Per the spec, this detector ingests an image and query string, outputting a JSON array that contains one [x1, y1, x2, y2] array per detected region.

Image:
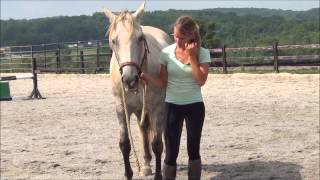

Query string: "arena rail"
[[209, 43, 320, 73], [0, 40, 319, 74]]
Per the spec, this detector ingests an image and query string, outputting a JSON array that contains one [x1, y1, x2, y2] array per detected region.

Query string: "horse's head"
[[104, 3, 148, 92]]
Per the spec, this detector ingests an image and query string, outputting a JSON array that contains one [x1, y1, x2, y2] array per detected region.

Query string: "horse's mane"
[[107, 10, 138, 39]]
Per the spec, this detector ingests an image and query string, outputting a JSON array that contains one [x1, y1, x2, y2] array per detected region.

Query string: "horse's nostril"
[[122, 75, 139, 90], [130, 81, 136, 87], [134, 75, 139, 81]]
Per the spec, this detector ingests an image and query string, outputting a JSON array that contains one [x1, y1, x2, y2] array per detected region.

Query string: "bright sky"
[[1, 0, 319, 20]]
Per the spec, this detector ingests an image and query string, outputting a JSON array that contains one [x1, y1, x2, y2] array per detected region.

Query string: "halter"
[[112, 35, 150, 75]]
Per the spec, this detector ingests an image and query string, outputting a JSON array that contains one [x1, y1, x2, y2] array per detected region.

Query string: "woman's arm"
[[186, 42, 209, 87], [189, 56, 209, 87], [140, 64, 168, 88]]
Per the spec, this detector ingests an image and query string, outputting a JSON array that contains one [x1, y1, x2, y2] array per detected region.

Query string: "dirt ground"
[[1, 73, 319, 180]]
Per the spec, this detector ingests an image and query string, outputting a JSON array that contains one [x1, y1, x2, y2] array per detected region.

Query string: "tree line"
[[1, 8, 319, 48]]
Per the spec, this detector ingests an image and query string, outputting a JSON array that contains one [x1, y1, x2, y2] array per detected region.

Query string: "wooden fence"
[[0, 40, 319, 74], [0, 39, 111, 73], [210, 43, 320, 73]]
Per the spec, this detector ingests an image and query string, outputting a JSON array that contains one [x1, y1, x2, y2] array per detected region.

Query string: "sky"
[[1, 0, 319, 20]]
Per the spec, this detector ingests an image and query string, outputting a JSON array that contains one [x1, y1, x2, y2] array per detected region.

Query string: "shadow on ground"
[[176, 160, 302, 180], [202, 160, 302, 180]]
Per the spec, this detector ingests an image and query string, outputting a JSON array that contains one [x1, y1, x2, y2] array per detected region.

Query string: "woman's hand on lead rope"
[[139, 72, 148, 82], [140, 65, 168, 88]]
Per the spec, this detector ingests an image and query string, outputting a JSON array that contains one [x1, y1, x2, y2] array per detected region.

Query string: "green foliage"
[[0, 8, 319, 49]]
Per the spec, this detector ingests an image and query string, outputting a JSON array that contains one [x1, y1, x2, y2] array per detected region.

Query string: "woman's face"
[[173, 27, 194, 49]]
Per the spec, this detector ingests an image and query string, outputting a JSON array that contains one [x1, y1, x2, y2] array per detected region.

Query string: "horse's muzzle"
[[122, 74, 140, 92]]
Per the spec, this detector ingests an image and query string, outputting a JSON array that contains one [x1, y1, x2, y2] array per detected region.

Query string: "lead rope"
[[139, 80, 147, 127], [119, 37, 149, 174], [121, 79, 148, 174], [139, 38, 149, 127]]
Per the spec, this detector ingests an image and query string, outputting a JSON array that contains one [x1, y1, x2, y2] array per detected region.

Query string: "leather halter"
[[112, 36, 150, 75]]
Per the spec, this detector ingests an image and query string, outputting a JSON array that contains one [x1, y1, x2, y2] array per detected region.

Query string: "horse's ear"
[[133, 2, 145, 23], [103, 7, 116, 22]]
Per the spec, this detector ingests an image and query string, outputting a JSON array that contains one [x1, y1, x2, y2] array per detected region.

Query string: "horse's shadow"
[[178, 160, 302, 180]]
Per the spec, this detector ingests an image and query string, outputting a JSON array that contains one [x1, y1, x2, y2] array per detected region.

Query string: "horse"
[[103, 3, 171, 180]]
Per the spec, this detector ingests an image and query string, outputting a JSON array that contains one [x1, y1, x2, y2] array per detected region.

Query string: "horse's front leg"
[[136, 113, 152, 177], [152, 130, 163, 180], [116, 103, 133, 180], [150, 112, 164, 180]]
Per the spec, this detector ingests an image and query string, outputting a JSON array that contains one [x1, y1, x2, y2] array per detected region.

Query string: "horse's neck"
[[142, 26, 171, 47]]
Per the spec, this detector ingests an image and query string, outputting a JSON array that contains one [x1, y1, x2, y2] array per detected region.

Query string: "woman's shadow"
[[201, 160, 302, 180]]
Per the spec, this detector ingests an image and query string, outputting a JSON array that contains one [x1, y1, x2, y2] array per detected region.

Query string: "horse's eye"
[[138, 35, 145, 42], [110, 37, 117, 45]]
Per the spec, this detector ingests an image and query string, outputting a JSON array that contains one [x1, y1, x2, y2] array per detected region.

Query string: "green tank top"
[[160, 43, 211, 105]]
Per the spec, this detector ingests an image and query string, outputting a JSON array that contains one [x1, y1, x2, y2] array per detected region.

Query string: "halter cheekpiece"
[[113, 35, 150, 75]]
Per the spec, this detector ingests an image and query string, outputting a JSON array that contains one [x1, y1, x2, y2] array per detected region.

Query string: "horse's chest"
[[113, 89, 143, 110], [126, 95, 142, 107]]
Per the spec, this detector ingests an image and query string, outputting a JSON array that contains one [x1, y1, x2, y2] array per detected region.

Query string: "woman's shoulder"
[[199, 47, 211, 63], [162, 43, 176, 53], [199, 46, 209, 52], [199, 47, 210, 56]]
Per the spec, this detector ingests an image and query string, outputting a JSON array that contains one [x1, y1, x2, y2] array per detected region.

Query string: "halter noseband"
[[113, 36, 150, 75]]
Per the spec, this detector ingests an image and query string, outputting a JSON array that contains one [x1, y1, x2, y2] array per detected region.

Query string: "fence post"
[[29, 58, 43, 99], [55, 48, 61, 74], [43, 44, 47, 69], [80, 50, 85, 74], [96, 41, 101, 73], [10, 47, 13, 72], [222, 45, 228, 74], [77, 41, 79, 63], [31, 45, 34, 59], [273, 41, 279, 73], [31, 46, 34, 73]]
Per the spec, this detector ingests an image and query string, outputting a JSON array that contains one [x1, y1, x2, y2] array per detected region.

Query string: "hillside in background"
[[1, 8, 319, 48]]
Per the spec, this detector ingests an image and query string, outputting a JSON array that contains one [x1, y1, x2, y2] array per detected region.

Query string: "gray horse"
[[104, 3, 171, 180]]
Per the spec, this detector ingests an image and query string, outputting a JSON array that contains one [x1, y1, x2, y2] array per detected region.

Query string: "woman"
[[141, 16, 211, 180]]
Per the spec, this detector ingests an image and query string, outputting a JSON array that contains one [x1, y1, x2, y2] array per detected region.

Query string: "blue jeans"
[[164, 102, 205, 166]]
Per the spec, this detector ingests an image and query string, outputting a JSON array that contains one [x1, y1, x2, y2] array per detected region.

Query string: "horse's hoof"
[[140, 166, 152, 176], [122, 176, 132, 180], [154, 174, 162, 180]]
